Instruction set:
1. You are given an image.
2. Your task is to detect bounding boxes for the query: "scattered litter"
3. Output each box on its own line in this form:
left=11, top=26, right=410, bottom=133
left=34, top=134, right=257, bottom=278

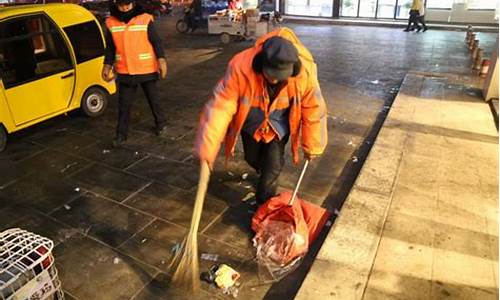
left=60, top=162, right=78, bottom=173
left=242, top=192, right=255, bottom=202
left=74, top=187, right=80, bottom=192
left=222, top=286, right=239, bottom=298
left=348, top=141, right=354, bottom=146
left=83, top=226, right=92, bottom=235
left=113, top=257, right=120, bottom=264
left=228, top=171, right=235, bottom=177
left=201, top=253, right=219, bottom=262
left=141, top=238, right=147, bottom=244
left=171, top=243, right=181, bottom=254
left=134, top=151, right=139, bottom=155
left=57, top=228, right=80, bottom=242
left=182, top=154, right=194, bottom=162
left=64, top=204, right=71, bottom=210
left=215, top=264, right=240, bottom=289
left=334, top=209, right=340, bottom=216
left=241, top=173, right=248, bottom=180
left=352, top=156, right=358, bottom=163
left=325, top=220, right=333, bottom=227
left=370, top=80, right=380, bottom=85
left=102, top=149, right=110, bottom=154
left=161, top=260, right=166, bottom=265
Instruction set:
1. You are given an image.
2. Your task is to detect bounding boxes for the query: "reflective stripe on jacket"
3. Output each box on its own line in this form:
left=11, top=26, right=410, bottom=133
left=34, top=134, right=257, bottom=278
left=105, top=14, right=158, bottom=75
left=195, top=27, right=328, bottom=164
left=242, top=89, right=291, bottom=143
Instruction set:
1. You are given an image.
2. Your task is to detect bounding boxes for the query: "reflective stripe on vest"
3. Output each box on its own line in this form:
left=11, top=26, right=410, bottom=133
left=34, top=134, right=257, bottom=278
left=105, top=14, right=159, bottom=75
left=128, top=24, right=148, bottom=31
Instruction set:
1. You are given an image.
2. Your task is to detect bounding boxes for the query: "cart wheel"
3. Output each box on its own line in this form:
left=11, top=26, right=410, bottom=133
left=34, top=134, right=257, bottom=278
left=81, top=87, right=108, bottom=117
left=0, top=125, right=6, bottom=153
left=176, top=19, right=189, bottom=33
left=220, top=32, right=231, bottom=44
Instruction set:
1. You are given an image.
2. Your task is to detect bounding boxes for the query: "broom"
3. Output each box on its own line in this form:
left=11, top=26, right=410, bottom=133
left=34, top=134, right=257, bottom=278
left=169, top=160, right=211, bottom=290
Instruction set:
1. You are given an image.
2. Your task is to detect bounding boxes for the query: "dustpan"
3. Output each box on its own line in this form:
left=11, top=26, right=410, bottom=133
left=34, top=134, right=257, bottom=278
left=251, top=160, right=331, bottom=266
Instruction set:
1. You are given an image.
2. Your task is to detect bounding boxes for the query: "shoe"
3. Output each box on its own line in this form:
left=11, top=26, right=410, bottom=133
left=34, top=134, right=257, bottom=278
left=156, top=125, right=168, bottom=137
left=423, top=26, right=428, bottom=32
left=112, top=136, right=126, bottom=148
left=416, top=26, right=422, bottom=32
left=403, top=28, right=410, bottom=32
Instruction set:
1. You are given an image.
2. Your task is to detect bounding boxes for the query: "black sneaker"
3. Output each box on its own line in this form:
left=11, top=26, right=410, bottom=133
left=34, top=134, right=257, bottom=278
left=112, top=136, right=127, bottom=148
left=416, top=26, right=422, bottom=32
left=156, top=125, right=168, bottom=137
left=423, top=26, right=428, bottom=32
left=403, top=28, right=410, bottom=32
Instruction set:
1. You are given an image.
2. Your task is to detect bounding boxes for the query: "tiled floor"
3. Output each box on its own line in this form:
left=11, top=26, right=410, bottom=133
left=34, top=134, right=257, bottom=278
left=0, top=16, right=497, bottom=299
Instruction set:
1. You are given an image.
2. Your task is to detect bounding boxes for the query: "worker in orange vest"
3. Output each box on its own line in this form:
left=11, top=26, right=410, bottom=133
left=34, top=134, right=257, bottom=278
left=195, top=28, right=328, bottom=205
left=102, top=0, right=168, bottom=147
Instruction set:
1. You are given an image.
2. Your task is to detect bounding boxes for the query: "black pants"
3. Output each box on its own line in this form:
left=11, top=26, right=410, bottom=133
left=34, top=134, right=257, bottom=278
left=417, top=15, right=427, bottom=28
left=241, top=131, right=289, bottom=204
left=117, top=79, right=166, bottom=139
left=405, top=10, right=420, bottom=30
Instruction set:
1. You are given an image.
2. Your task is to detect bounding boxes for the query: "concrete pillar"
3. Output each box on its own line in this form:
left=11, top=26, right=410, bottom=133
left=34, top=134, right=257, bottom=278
left=333, top=0, right=340, bottom=18
left=483, top=38, right=499, bottom=102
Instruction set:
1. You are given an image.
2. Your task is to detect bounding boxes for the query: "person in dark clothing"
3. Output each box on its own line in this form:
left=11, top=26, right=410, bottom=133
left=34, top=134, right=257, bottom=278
left=403, top=9, right=420, bottom=32
left=186, top=0, right=202, bottom=32
left=102, top=0, right=168, bottom=147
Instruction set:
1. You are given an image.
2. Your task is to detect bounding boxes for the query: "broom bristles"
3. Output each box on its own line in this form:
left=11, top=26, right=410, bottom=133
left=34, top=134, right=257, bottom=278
left=169, top=161, right=210, bottom=291
left=170, top=233, right=200, bottom=290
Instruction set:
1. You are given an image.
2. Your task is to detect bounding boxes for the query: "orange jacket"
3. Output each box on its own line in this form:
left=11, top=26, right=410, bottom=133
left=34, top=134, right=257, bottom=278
left=195, top=27, right=328, bottom=164
left=106, top=14, right=158, bottom=75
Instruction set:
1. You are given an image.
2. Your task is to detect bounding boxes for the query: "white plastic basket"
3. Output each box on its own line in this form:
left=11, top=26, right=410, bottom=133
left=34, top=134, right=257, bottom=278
left=0, top=228, right=64, bottom=300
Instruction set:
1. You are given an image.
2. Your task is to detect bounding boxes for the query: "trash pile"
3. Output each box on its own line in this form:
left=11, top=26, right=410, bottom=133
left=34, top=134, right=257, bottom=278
left=201, top=263, right=241, bottom=298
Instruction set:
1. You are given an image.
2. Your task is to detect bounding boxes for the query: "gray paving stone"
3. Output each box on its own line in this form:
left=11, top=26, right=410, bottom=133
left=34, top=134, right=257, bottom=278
left=123, top=183, right=227, bottom=230
left=76, top=142, right=148, bottom=170
left=51, top=193, right=155, bottom=247
left=54, top=234, right=157, bottom=300
left=0, top=172, right=83, bottom=214
left=126, top=157, right=198, bottom=190
left=69, top=163, right=151, bottom=202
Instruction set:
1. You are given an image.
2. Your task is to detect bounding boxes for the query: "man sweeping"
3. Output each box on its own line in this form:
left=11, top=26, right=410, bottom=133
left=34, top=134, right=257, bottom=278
left=195, top=28, right=328, bottom=205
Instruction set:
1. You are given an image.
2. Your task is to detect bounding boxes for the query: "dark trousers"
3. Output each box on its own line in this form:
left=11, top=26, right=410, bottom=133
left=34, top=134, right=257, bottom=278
left=405, top=10, right=420, bottom=30
left=117, top=80, right=166, bottom=139
left=417, top=15, right=427, bottom=28
left=241, top=131, right=289, bottom=204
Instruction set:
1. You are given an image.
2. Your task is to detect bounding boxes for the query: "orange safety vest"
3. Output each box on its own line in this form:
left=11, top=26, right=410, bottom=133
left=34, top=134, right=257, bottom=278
left=105, top=14, right=158, bottom=75
left=195, top=27, right=328, bottom=165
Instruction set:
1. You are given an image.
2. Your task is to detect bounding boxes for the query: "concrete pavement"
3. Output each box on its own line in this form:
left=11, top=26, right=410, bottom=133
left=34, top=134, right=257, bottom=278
left=296, top=71, right=499, bottom=299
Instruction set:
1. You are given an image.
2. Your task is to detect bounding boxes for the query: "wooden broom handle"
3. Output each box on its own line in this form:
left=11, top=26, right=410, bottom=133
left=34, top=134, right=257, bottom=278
left=289, top=159, right=309, bottom=206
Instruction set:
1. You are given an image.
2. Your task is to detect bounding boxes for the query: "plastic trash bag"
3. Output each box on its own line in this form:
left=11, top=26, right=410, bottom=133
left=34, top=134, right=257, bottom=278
left=251, top=191, right=330, bottom=281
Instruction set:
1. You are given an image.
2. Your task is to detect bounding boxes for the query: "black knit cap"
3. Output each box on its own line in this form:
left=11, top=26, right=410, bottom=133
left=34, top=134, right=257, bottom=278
left=262, top=36, right=299, bottom=81
left=115, top=0, right=133, bottom=5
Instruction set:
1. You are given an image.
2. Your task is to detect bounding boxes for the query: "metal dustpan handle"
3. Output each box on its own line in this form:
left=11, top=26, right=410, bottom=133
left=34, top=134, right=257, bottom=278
left=288, top=159, right=309, bottom=206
